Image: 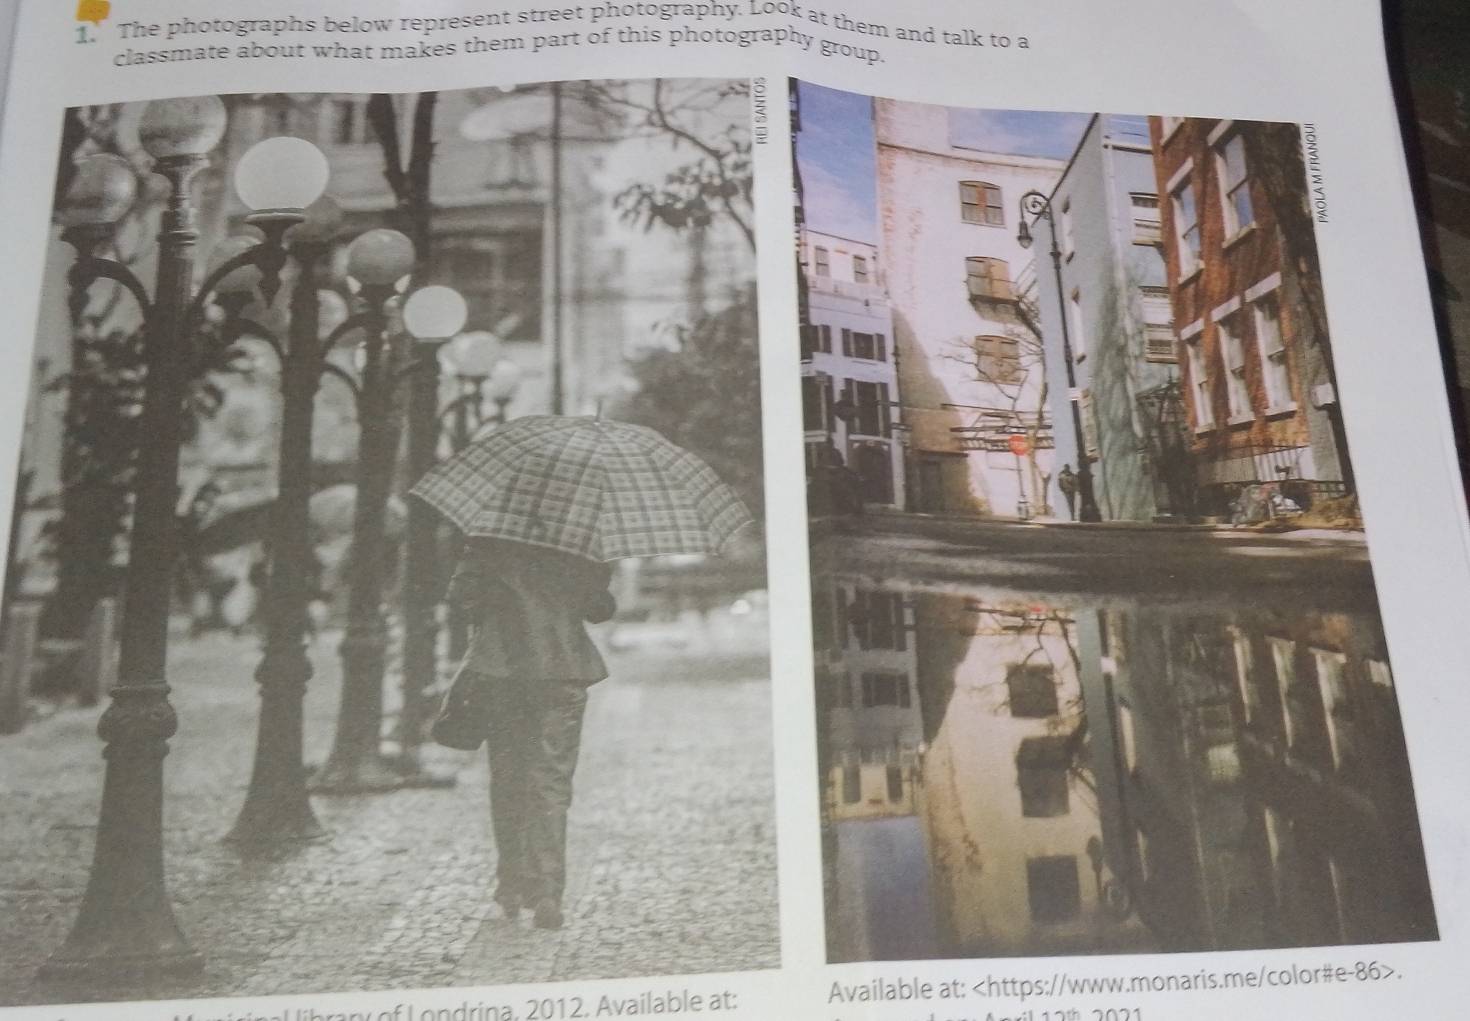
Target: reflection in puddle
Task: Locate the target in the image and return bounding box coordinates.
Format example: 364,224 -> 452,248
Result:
816,579 -> 1437,962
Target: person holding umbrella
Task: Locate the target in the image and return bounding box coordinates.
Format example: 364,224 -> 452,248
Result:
410,415 -> 752,931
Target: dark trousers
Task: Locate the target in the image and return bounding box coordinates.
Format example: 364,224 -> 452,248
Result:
484,675 -> 591,908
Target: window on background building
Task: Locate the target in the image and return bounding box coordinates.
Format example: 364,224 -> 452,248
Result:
1069,289 -> 1088,358
1186,335 -> 1213,428
801,376 -> 831,432
849,589 -> 907,650
886,765 -> 905,802
1027,856 -> 1082,923
846,330 -> 888,361
846,380 -> 891,437
1313,649 -> 1354,770
1017,735 -> 1071,818
852,254 -> 870,284
833,671 -> 854,709
1219,314 -> 1252,420
1061,199 -> 1076,258
960,180 -> 1005,225
861,672 -> 911,708
1007,663 -> 1058,718
1171,178 -> 1201,275
852,442 -> 896,505
814,246 -> 830,276
1254,294 -> 1292,410
1131,192 -> 1162,245
975,334 -> 1022,383
1270,637 -> 1300,749
1215,131 -> 1255,237
1141,287 -> 1175,362
965,256 -> 1015,301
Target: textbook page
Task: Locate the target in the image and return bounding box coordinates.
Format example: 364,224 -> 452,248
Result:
0,2 -> 1468,1021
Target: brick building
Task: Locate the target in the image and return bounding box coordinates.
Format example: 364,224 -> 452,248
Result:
1151,117 -> 1348,514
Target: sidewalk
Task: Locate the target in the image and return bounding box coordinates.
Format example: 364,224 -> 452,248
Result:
0,617 -> 778,1006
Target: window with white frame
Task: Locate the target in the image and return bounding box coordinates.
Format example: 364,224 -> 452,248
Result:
1171,177 -> 1201,276
1061,199 -> 1076,258
1185,333 -> 1213,429
1253,293 -> 1292,410
1141,287 -> 1175,361
1215,131 -> 1255,237
852,254 -> 870,284
960,180 -> 1005,226
1131,192 -> 1162,245
1218,313 -> 1251,420
1069,289 -> 1087,358
813,246 -> 830,276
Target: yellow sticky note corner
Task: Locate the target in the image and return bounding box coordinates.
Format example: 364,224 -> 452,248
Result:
76,0 -> 111,26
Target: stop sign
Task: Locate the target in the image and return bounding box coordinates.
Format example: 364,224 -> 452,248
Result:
1008,434 -> 1030,456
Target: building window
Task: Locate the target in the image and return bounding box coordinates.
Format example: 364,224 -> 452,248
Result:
1118,701 -> 1138,774
965,256 -> 1014,301
1313,649 -> 1353,769
887,764 -> 905,802
851,441 -> 895,505
1253,294 -> 1292,410
1017,735 -> 1071,818
1061,199 -> 1076,258
861,671 -> 911,708
801,323 -> 834,359
845,330 -> 888,362
1027,856 -> 1082,923
833,670 -> 854,709
1007,663 -> 1058,718
1215,131 -> 1255,237
801,375 -> 832,432
974,334 -> 1022,383
1218,313 -> 1252,421
1171,178 -> 1201,276
1069,289 -> 1087,358
848,589 -> 907,650
1185,335 -> 1213,429
1141,287 -> 1175,361
852,254 -> 870,284
960,180 -> 1004,226
1131,192 -> 1162,245
1270,638 -> 1299,749
813,246 -> 830,276
845,380 -> 891,437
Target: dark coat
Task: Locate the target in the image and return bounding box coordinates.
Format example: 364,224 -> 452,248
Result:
447,538 -> 615,683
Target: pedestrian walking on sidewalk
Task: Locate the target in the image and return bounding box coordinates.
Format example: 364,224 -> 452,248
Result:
1058,464 -> 1079,521
433,537 -> 616,930
410,415 -> 753,932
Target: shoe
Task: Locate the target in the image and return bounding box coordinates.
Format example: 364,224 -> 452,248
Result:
532,901 -> 564,930
494,892 -> 524,919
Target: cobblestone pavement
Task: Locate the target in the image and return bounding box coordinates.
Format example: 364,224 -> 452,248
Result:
0,615 -> 778,1006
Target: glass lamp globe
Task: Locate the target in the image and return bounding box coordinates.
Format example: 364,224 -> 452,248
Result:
235,136 -> 330,214
403,286 -> 468,341
55,154 -> 138,228
346,229 -> 416,286
486,359 -> 523,401
208,235 -> 263,297
137,96 -> 228,159
441,331 -> 500,378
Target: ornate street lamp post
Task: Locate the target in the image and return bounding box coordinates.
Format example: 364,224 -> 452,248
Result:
398,286 -> 469,770
41,96 -> 318,981
1017,189 -> 1102,523
313,228 -> 419,793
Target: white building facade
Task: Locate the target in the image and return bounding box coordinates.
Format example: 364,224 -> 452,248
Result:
799,229 -> 905,507
874,100 -> 1062,518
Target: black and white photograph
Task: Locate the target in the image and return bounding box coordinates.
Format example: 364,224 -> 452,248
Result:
793,83 -> 1438,961
0,78 -> 775,1004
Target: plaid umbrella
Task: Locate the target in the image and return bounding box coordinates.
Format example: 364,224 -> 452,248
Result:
409,416 -> 752,562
